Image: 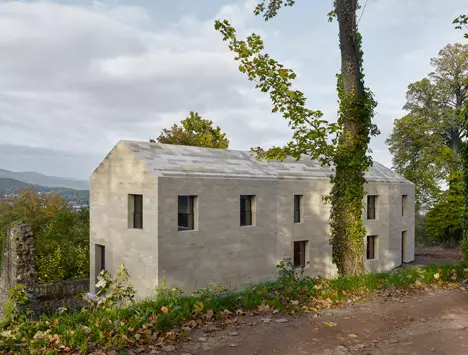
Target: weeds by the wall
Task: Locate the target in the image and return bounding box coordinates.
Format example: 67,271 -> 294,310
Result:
1,261 -> 467,354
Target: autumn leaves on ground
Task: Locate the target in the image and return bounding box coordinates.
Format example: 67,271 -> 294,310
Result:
1,258 -> 468,354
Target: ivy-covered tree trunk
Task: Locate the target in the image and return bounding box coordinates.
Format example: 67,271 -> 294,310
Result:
330,0 -> 369,275
215,0 -> 377,276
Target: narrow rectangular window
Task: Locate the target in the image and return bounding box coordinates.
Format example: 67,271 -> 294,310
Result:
240,195 -> 255,226
294,195 -> 303,223
367,195 -> 377,220
366,236 -> 377,260
401,231 -> 407,264
128,194 -> 143,229
178,196 -> 196,231
402,195 -> 408,216
293,241 -> 308,268
95,244 -> 105,285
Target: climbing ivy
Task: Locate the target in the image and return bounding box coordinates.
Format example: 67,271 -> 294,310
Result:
215,0 -> 378,275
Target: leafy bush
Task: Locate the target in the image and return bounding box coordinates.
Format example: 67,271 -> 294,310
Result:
1,262 -> 467,353
1,284 -> 32,327
35,208 -> 89,283
91,264 -> 136,309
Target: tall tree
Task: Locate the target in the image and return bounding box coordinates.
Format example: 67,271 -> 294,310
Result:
386,43 -> 468,209
453,15 -> 468,258
150,111 -> 230,149
215,0 -> 378,275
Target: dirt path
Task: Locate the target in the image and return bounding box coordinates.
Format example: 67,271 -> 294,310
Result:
168,289 -> 468,355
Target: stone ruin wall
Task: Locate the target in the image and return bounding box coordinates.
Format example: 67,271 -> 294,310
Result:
0,224 -> 89,317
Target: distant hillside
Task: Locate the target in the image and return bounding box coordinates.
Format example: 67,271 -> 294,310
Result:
0,168 -> 88,190
0,177 -> 89,206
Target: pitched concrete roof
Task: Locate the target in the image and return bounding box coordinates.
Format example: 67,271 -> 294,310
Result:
120,140 -> 409,183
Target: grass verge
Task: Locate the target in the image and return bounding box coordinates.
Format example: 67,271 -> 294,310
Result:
1,261 -> 467,354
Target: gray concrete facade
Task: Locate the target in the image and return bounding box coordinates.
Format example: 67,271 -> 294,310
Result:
90,140 -> 415,298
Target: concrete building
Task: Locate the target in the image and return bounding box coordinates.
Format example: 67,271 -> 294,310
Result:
90,140 -> 415,298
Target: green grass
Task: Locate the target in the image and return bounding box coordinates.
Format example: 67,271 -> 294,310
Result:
1,262 -> 467,353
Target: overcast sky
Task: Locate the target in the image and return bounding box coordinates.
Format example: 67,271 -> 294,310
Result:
0,0 -> 467,180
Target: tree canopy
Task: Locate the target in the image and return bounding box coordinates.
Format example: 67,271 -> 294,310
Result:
387,43 -> 468,209
150,112 -> 230,149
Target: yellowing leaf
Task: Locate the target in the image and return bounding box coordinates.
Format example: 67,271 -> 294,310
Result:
193,301 -> 204,314
434,272 -> 440,280
348,333 -> 358,338
324,321 -> 337,327
160,306 -> 169,313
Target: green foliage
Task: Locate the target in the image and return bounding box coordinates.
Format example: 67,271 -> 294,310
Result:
216,1 -> 378,276
415,212 -> 428,244
253,0 -> 295,20
276,257 -> 305,282
92,264 -> 136,310
387,43 -> 468,209
35,208 -> 89,283
214,19 -> 337,165
454,15 -> 468,38
426,176 -> 465,246
0,189 -> 89,283
35,247 -> 67,284
150,111 -> 230,149
1,284 -> 32,327
1,262 -> 467,353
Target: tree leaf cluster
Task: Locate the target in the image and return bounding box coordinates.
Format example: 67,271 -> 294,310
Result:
387,43 -> 468,209
151,111 -> 229,149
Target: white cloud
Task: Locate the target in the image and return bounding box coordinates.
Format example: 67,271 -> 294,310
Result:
0,0 -> 467,178
0,0 -> 279,164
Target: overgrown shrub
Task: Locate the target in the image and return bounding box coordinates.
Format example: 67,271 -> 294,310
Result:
90,264 -> 136,309
1,262 -> 467,353
1,284 -> 32,327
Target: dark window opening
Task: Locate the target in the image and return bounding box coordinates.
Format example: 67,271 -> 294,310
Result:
294,195 -> 303,223
401,231 -> 407,264
178,196 -> 196,231
367,195 -> 377,220
294,241 -> 308,268
402,195 -> 408,216
366,236 -> 377,260
95,244 -> 105,286
128,194 -> 143,229
240,195 -> 255,226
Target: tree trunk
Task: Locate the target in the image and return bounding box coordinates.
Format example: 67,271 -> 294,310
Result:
330,0 -> 368,276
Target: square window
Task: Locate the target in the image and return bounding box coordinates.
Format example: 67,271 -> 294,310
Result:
294,195 -> 303,223
240,195 -> 255,226
366,236 -> 377,260
128,194 -> 143,229
178,196 -> 196,231
367,195 -> 377,220
402,195 -> 408,216
293,241 -> 308,268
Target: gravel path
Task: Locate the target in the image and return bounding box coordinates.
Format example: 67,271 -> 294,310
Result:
167,289 -> 468,355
